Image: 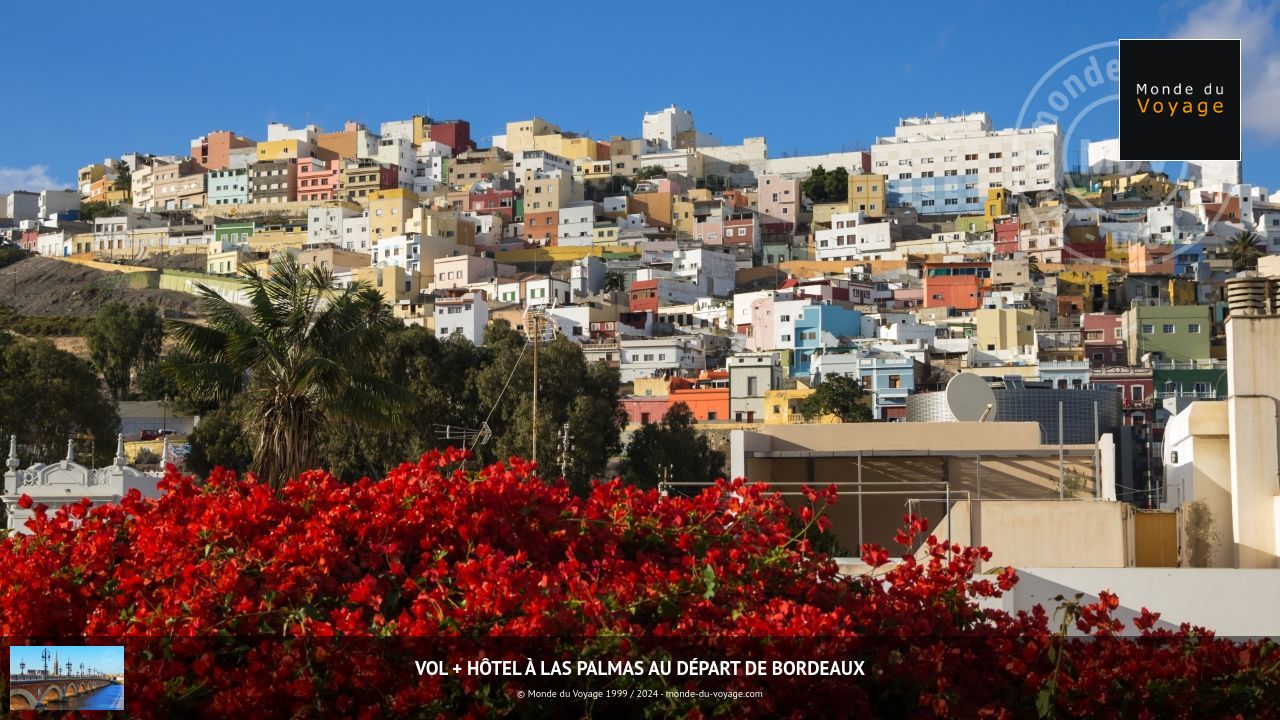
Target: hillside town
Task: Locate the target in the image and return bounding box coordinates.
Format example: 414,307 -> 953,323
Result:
3,104 -> 1280,580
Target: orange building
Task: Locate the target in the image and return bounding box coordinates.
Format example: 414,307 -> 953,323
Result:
922,261 -> 989,310
1128,242 -> 1176,274
191,130 -> 255,170
524,210 -> 559,245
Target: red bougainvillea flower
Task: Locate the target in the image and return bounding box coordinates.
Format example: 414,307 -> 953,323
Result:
0,449 -> 1275,719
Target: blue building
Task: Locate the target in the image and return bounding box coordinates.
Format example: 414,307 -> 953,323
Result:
885,173 -> 983,214
810,350 -> 918,420
791,304 -> 863,377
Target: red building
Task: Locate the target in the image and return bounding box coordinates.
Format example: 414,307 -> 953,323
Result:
470,188 -> 516,220
1082,313 -> 1126,367
922,262 -> 989,311
629,279 -> 659,313
993,216 -> 1019,255
429,120 -> 472,156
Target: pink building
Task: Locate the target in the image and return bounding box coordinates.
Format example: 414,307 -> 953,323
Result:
757,174 -> 800,232
297,159 -> 339,202
745,296 -> 776,351
1082,313 -> 1126,367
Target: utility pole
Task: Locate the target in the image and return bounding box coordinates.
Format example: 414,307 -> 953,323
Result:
531,310 -> 539,467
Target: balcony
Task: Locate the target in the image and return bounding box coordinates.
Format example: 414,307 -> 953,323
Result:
1153,388 -> 1219,400
1151,359 -> 1225,371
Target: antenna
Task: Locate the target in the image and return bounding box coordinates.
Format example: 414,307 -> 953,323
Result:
945,373 -> 997,421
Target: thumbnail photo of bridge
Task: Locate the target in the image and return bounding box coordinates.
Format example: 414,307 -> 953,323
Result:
8,645 -> 124,711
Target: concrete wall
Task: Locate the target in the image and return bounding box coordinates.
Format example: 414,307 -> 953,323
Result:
991,567 -> 1280,636
1162,401 -> 1234,567
932,499 -> 1136,568
731,422 -> 1100,553
1226,314 -> 1280,567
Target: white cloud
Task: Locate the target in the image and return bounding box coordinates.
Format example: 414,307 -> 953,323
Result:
0,164 -> 66,194
1172,0 -> 1280,139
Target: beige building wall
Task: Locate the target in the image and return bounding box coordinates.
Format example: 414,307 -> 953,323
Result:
1226,313 -> 1280,568
734,422 -> 1098,554
368,189 -> 419,241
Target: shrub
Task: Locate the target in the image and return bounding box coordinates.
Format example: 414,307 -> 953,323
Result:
0,452 -> 1276,718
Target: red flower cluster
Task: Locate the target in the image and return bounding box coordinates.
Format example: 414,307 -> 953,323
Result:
1,450 -> 1276,718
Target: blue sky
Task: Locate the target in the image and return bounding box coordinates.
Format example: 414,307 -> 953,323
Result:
2,0 -> 1278,193
10,646 -> 124,675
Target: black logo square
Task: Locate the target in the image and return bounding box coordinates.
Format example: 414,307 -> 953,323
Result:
1120,39 -> 1240,161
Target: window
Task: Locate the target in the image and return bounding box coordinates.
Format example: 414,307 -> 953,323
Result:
707,412 -> 717,421
898,173 -> 911,180
1114,327 -> 1124,339
1162,324 -> 1175,334
989,167 -> 1002,174
1188,323 -> 1202,333
965,168 -> 978,175
1194,382 -> 1211,395
944,198 -> 958,205
964,154 -> 978,161
920,171 -> 934,178
888,374 -> 901,388
988,152 -> 1002,159
1141,324 -> 1154,334
944,169 -> 957,176
1132,386 -> 1144,402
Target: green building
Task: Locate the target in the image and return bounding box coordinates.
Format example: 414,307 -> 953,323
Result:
1123,305 -> 1212,365
213,221 -> 255,248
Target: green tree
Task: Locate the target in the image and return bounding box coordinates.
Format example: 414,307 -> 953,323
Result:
801,165 -> 850,204
603,271 -> 626,294
797,374 -> 873,423
85,302 -> 165,400
620,402 -> 724,490
184,399 -> 254,476
77,201 -> 119,223
112,160 -> 132,192
319,326 -> 485,481
1227,230 -> 1265,271
635,165 -> 668,181
471,320 -> 624,492
0,333 -> 119,465
165,254 -> 409,488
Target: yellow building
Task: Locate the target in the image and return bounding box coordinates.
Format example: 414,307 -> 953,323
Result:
78,163 -> 109,195
984,188 -> 1012,220
974,308 -> 1042,352
1099,172 -> 1174,202
248,223 -> 308,254
256,139 -> 312,162
846,173 -> 886,217
368,188 -> 419,241
593,223 -> 620,245
504,118 -> 562,156
354,264 -> 424,306
1056,266 -> 1110,296
763,385 -> 840,425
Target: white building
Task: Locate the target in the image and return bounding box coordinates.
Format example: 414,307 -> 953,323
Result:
1085,139 -> 1150,176
1,436 -> 160,535
619,335 -> 707,382
341,212 -> 371,253
374,234 -> 423,272
434,291 -> 489,344
4,191 -> 38,222
814,215 -> 899,261
871,113 -> 1061,215
432,254 -> 497,291
38,189 -> 79,219
728,351 -> 783,422
558,202 -> 597,246
308,204 -> 361,246
671,247 -> 736,298
642,105 -> 697,151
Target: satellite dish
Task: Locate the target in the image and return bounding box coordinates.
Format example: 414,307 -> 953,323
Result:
945,373 -> 997,422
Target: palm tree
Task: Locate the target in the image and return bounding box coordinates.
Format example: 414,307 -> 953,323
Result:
165,254 -> 409,488
1227,230 -> 1265,271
